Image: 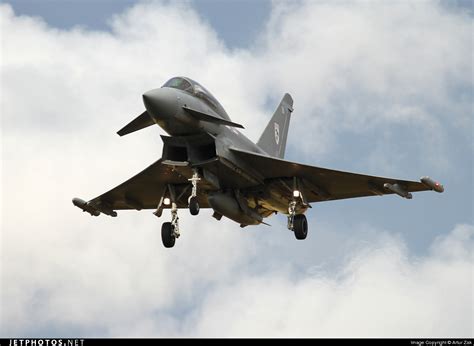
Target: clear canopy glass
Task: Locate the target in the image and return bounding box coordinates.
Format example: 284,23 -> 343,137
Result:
162,77 -> 229,120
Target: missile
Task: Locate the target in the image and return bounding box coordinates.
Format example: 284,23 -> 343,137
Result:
72,197 -> 100,216
383,183 -> 412,199
73,197 -> 118,217
420,176 -> 444,193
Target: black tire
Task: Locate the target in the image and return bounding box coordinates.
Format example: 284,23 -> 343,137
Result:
293,214 -> 308,240
189,196 -> 200,216
161,222 -> 175,248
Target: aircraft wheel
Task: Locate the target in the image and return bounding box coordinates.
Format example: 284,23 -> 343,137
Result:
293,214 -> 308,240
189,196 -> 200,216
161,222 -> 176,248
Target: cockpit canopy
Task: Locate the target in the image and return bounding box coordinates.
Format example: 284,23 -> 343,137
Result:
162,77 -> 230,120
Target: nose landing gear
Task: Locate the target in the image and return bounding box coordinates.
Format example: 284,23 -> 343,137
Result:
188,169 -> 201,216
155,169 -> 202,248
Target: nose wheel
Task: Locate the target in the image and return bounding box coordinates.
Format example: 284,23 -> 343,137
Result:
188,196 -> 200,215
188,169 -> 201,215
155,171 -> 201,248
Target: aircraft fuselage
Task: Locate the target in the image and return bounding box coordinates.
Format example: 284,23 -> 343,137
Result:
142,85 -> 301,225
73,76 -> 443,248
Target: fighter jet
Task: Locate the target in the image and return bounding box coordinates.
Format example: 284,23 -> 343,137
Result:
73,76 -> 444,248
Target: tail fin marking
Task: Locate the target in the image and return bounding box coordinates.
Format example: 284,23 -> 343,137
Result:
256,93 -> 294,159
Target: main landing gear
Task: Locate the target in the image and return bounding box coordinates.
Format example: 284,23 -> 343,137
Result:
287,192 -> 308,240
161,202 -> 180,248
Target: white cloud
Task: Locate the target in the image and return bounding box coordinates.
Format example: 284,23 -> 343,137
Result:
1,0 -> 472,337
173,224 -> 472,338
255,1 -> 472,170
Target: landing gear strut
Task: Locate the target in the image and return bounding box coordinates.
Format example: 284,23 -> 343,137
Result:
155,184 -> 180,248
188,169 -> 201,216
287,201 -> 308,240
287,200 -> 297,230
156,168 -> 201,248
287,183 -> 308,240
161,202 -> 180,248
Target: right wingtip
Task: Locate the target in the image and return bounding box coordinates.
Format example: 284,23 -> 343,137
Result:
72,197 -> 100,216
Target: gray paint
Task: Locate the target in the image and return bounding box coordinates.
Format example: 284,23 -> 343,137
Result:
257,93 -> 293,158
73,77 -> 443,230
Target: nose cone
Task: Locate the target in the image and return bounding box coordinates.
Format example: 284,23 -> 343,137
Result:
142,88 -> 177,121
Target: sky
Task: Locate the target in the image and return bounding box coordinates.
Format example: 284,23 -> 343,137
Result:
1,0 -> 473,338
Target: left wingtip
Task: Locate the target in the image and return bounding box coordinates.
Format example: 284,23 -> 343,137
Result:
420,176 -> 444,193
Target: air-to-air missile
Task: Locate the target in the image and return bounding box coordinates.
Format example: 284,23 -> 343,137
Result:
383,183 -> 413,199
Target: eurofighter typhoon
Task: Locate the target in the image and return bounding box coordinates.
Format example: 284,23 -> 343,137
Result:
73,77 -> 444,248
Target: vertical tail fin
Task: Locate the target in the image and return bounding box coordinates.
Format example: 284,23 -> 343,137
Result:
257,93 -> 294,159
